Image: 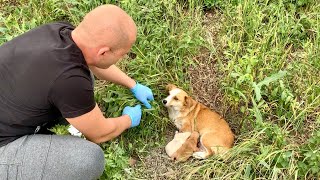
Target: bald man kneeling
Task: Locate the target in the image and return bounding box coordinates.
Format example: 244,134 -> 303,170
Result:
0,4 -> 154,179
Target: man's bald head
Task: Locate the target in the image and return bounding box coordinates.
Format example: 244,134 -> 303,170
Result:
72,4 -> 137,68
75,4 -> 137,49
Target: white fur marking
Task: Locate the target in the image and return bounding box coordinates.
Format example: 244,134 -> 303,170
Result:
164,89 -> 181,105
164,88 -> 186,129
192,151 -> 207,159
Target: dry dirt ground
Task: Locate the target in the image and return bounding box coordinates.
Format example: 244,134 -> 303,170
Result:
132,9 -> 239,180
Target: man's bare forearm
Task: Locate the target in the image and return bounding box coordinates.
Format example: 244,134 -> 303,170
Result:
92,115 -> 132,144
90,65 -> 136,89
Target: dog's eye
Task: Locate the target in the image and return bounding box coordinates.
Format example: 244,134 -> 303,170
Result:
173,96 -> 178,100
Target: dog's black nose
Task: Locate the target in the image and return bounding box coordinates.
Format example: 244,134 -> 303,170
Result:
162,99 -> 167,104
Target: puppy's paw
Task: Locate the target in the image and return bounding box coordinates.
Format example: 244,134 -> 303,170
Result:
192,151 -> 207,159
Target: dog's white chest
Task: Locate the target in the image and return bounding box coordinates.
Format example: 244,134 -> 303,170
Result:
168,109 -> 183,129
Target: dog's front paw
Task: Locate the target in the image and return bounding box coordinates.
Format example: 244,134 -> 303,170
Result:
192,151 -> 207,159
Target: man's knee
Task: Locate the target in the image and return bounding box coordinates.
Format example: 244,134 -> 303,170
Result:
79,141 -> 105,174
44,136 -> 105,179
70,138 -> 105,178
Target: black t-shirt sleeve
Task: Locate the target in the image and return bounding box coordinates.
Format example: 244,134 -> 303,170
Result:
48,70 -> 95,118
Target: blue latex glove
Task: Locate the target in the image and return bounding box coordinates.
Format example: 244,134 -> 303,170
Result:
122,104 -> 142,128
130,82 -> 154,109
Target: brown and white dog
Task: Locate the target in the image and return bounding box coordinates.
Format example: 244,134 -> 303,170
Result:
163,84 -> 234,159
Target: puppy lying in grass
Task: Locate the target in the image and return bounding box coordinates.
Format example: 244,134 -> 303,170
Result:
165,131 -> 199,162
163,84 -> 234,159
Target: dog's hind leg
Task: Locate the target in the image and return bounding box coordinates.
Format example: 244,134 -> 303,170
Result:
193,132 -> 229,159
192,133 -> 213,159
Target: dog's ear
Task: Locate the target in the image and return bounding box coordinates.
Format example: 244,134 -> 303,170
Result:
183,96 -> 193,107
166,84 -> 177,92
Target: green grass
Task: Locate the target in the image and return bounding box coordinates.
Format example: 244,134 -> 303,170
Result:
186,0 -> 320,179
1,0 -> 319,179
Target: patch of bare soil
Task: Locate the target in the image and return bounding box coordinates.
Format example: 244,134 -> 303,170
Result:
131,123 -> 206,179
132,9 -> 235,179
131,127 -> 185,180
188,10 -> 242,135
188,10 -> 240,134
0,0 -> 19,10
188,11 -> 225,115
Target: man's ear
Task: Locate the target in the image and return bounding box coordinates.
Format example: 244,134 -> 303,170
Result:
184,96 -> 193,107
166,84 -> 177,92
97,47 -> 110,56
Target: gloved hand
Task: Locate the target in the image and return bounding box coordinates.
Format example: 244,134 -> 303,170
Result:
122,104 -> 142,128
130,82 -> 154,109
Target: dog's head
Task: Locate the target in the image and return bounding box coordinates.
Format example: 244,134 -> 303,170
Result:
162,84 -> 193,110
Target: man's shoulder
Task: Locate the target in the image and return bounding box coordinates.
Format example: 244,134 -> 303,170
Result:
41,21 -> 75,29
23,21 -> 75,38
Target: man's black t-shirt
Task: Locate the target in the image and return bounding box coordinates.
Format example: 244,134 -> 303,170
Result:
0,22 -> 96,147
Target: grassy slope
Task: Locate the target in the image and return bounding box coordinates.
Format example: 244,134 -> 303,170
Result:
1,0 -> 319,179
0,0 -> 203,179
182,0 -> 320,179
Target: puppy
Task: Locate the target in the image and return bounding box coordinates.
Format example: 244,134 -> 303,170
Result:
163,84 -> 234,159
165,131 -> 199,162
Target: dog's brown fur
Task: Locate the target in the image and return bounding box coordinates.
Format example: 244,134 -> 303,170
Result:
164,84 -> 234,159
170,131 -> 199,162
